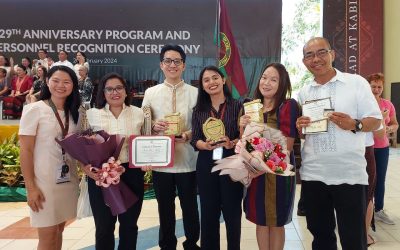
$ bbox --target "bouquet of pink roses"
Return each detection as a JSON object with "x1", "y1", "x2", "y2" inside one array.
[
  {"x1": 212, "y1": 122, "x2": 294, "y2": 186},
  {"x1": 240, "y1": 135, "x2": 288, "y2": 174}
]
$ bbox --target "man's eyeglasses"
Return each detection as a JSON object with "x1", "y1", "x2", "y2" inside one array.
[
  {"x1": 104, "y1": 85, "x2": 125, "y2": 94},
  {"x1": 162, "y1": 58, "x2": 184, "y2": 66},
  {"x1": 303, "y1": 49, "x2": 331, "y2": 61}
]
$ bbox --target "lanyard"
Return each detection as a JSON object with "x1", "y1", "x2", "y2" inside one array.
[
  {"x1": 48, "y1": 99, "x2": 69, "y2": 138},
  {"x1": 49, "y1": 98, "x2": 69, "y2": 163},
  {"x1": 48, "y1": 99, "x2": 69, "y2": 161},
  {"x1": 210, "y1": 102, "x2": 227, "y2": 121}
]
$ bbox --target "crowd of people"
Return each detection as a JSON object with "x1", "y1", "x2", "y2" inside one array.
[
  {"x1": 10, "y1": 38, "x2": 398, "y2": 250},
  {"x1": 0, "y1": 50, "x2": 93, "y2": 117}
]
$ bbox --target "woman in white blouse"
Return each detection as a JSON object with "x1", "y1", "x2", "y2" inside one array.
[
  {"x1": 73, "y1": 51, "x2": 89, "y2": 78},
  {"x1": 83, "y1": 73, "x2": 144, "y2": 250}
]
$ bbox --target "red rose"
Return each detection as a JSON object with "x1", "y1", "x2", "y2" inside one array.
[
  {"x1": 252, "y1": 137, "x2": 260, "y2": 145},
  {"x1": 279, "y1": 161, "x2": 287, "y2": 171},
  {"x1": 277, "y1": 152, "x2": 286, "y2": 159},
  {"x1": 266, "y1": 160, "x2": 275, "y2": 170},
  {"x1": 274, "y1": 144, "x2": 282, "y2": 152}
]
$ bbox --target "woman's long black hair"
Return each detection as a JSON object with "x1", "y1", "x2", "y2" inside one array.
[
  {"x1": 193, "y1": 65, "x2": 232, "y2": 112},
  {"x1": 39, "y1": 65, "x2": 81, "y2": 124}
]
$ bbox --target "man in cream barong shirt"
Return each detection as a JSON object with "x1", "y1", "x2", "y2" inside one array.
[{"x1": 142, "y1": 44, "x2": 200, "y2": 250}]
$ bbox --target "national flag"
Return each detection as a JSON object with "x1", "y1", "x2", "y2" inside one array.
[{"x1": 215, "y1": 0, "x2": 248, "y2": 98}]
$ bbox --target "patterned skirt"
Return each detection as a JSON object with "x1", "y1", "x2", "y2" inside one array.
[{"x1": 244, "y1": 172, "x2": 296, "y2": 227}]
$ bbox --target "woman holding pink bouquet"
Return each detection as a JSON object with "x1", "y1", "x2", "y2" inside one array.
[
  {"x1": 84, "y1": 72, "x2": 145, "y2": 250},
  {"x1": 239, "y1": 63, "x2": 299, "y2": 250},
  {"x1": 191, "y1": 65, "x2": 243, "y2": 250},
  {"x1": 19, "y1": 65, "x2": 81, "y2": 250}
]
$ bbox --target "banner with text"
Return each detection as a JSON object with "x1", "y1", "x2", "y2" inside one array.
[
  {"x1": 0, "y1": 0, "x2": 282, "y2": 88},
  {"x1": 323, "y1": 0, "x2": 383, "y2": 77}
]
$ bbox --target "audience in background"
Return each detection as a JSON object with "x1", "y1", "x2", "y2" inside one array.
[
  {"x1": 35, "y1": 49, "x2": 49, "y2": 70},
  {"x1": 77, "y1": 65, "x2": 93, "y2": 105},
  {"x1": 0, "y1": 68, "x2": 10, "y2": 99},
  {"x1": 74, "y1": 51, "x2": 90, "y2": 78},
  {"x1": 0, "y1": 54, "x2": 14, "y2": 79},
  {"x1": 26, "y1": 65, "x2": 47, "y2": 104},
  {"x1": 2, "y1": 65, "x2": 33, "y2": 118},
  {"x1": 47, "y1": 56, "x2": 55, "y2": 68},
  {"x1": 20, "y1": 57, "x2": 33, "y2": 76},
  {"x1": 52, "y1": 50, "x2": 74, "y2": 70}
]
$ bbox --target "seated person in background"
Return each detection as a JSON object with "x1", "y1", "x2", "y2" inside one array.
[
  {"x1": 47, "y1": 57, "x2": 54, "y2": 68},
  {"x1": 9, "y1": 65, "x2": 33, "y2": 98},
  {"x1": 21, "y1": 57, "x2": 33, "y2": 77},
  {"x1": 0, "y1": 54, "x2": 14, "y2": 79},
  {"x1": 0, "y1": 68, "x2": 10, "y2": 100},
  {"x1": 52, "y1": 50, "x2": 74, "y2": 70},
  {"x1": 74, "y1": 51, "x2": 90, "y2": 78},
  {"x1": 35, "y1": 49, "x2": 49, "y2": 70},
  {"x1": 2, "y1": 65, "x2": 33, "y2": 117},
  {"x1": 26, "y1": 66, "x2": 47, "y2": 104},
  {"x1": 77, "y1": 65, "x2": 93, "y2": 105}
]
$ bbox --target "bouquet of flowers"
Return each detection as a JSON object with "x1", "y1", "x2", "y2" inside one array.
[
  {"x1": 55, "y1": 129, "x2": 138, "y2": 216},
  {"x1": 212, "y1": 122, "x2": 294, "y2": 186},
  {"x1": 90, "y1": 157, "x2": 125, "y2": 187}
]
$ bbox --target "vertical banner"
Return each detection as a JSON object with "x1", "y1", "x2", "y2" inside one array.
[{"x1": 323, "y1": 0, "x2": 383, "y2": 76}]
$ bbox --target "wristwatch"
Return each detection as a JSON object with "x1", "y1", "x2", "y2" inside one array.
[{"x1": 352, "y1": 119, "x2": 363, "y2": 133}]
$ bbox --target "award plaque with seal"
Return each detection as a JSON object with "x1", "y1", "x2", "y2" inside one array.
[
  {"x1": 244, "y1": 99, "x2": 263, "y2": 123},
  {"x1": 164, "y1": 113, "x2": 181, "y2": 136},
  {"x1": 202, "y1": 117, "x2": 226, "y2": 142}
]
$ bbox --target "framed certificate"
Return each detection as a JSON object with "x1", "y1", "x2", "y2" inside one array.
[
  {"x1": 302, "y1": 97, "x2": 332, "y2": 134},
  {"x1": 302, "y1": 97, "x2": 332, "y2": 122},
  {"x1": 303, "y1": 119, "x2": 328, "y2": 134},
  {"x1": 129, "y1": 135, "x2": 175, "y2": 168}
]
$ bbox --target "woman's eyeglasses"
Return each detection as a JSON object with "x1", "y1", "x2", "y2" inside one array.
[{"x1": 104, "y1": 85, "x2": 125, "y2": 94}]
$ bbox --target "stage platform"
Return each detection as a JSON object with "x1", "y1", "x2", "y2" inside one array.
[{"x1": 0, "y1": 119, "x2": 20, "y2": 141}]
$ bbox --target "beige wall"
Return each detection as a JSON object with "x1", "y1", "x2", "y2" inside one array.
[{"x1": 384, "y1": 0, "x2": 400, "y2": 99}]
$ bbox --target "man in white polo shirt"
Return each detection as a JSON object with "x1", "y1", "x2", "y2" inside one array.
[
  {"x1": 52, "y1": 50, "x2": 74, "y2": 70},
  {"x1": 296, "y1": 37, "x2": 382, "y2": 250}
]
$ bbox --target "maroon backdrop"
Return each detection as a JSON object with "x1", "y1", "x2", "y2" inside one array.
[{"x1": 323, "y1": 0, "x2": 383, "y2": 77}]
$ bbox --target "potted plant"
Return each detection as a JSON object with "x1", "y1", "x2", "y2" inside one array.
[{"x1": 0, "y1": 133, "x2": 26, "y2": 201}]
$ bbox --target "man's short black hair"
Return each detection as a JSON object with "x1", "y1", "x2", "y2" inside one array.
[
  {"x1": 160, "y1": 44, "x2": 186, "y2": 63},
  {"x1": 59, "y1": 50, "x2": 69, "y2": 56},
  {"x1": 39, "y1": 49, "x2": 48, "y2": 54}
]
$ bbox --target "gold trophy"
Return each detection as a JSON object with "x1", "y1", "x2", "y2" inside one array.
[
  {"x1": 164, "y1": 113, "x2": 182, "y2": 136},
  {"x1": 244, "y1": 99, "x2": 263, "y2": 123},
  {"x1": 203, "y1": 117, "x2": 225, "y2": 142}
]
